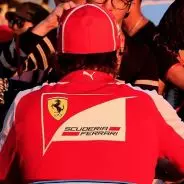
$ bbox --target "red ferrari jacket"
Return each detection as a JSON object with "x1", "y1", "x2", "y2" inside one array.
[{"x1": 0, "y1": 70, "x2": 184, "y2": 184}]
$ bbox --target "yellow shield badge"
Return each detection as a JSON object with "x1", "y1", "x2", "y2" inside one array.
[{"x1": 48, "y1": 97, "x2": 68, "y2": 120}]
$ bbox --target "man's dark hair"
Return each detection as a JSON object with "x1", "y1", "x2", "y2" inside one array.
[
  {"x1": 55, "y1": 52, "x2": 117, "y2": 79},
  {"x1": 158, "y1": 0, "x2": 184, "y2": 52}
]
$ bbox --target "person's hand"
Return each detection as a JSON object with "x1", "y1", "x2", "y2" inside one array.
[
  {"x1": 32, "y1": 1, "x2": 77, "y2": 36},
  {"x1": 155, "y1": 158, "x2": 184, "y2": 183},
  {"x1": 44, "y1": 1, "x2": 77, "y2": 29}
]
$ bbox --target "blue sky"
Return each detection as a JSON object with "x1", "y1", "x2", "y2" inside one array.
[{"x1": 141, "y1": 0, "x2": 174, "y2": 25}]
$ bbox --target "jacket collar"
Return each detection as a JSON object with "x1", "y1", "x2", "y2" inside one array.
[{"x1": 61, "y1": 70, "x2": 115, "y2": 83}]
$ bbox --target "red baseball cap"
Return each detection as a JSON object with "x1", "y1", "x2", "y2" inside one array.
[
  {"x1": 0, "y1": 25, "x2": 13, "y2": 42},
  {"x1": 58, "y1": 4, "x2": 120, "y2": 54}
]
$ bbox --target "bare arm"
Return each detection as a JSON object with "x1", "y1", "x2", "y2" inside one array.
[
  {"x1": 31, "y1": 1, "x2": 77, "y2": 36},
  {"x1": 166, "y1": 63, "x2": 184, "y2": 90}
]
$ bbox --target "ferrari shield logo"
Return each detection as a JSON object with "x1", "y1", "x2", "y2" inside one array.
[{"x1": 48, "y1": 97, "x2": 68, "y2": 120}]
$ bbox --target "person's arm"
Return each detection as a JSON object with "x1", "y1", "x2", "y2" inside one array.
[
  {"x1": 0, "y1": 99, "x2": 17, "y2": 181},
  {"x1": 166, "y1": 63, "x2": 184, "y2": 90},
  {"x1": 158, "y1": 115, "x2": 184, "y2": 178},
  {"x1": 0, "y1": 25, "x2": 35, "y2": 77},
  {"x1": 139, "y1": 27, "x2": 184, "y2": 90},
  {"x1": 1, "y1": 1, "x2": 77, "y2": 72},
  {"x1": 145, "y1": 89, "x2": 184, "y2": 182},
  {"x1": 18, "y1": 1, "x2": 77, "y2": 73},
  {"x1": 136, "y1": 24, "x2": 184, "y2": 90},
  {"x1": 156, "y1": 158, "x2": 184, "y2": 182},
  {"x1": 144, "y1": 89, "x2": 184, "y2": 182},
  {"x1": 0, "y1": 39, "x2": 18, "y2": 77},
  {"x1": 124, "y1": 19, "x2": 184, "y2": 90},
  {"x1": 31, "y1": 1, "x2": 77, "y2": 36},
  {"x1": 130, "y1": 86, "x2": 184, "y2": 181}
]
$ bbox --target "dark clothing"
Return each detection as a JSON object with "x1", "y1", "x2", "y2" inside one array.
[
  {"x1": 0, "y1": 28, "x2": 57, "y2": 127},
  {"x1": 135, "y1": 22, "x2": 184, "y2": 121},
  {"x1": 1, "y1": 22, "x2": 179, "y2": 91},
  {"x1": 119, "y1": 32, "x2": 159, "y2": 91},
  {"x1": 19, "y1": 28, "x2": 57, "y2": 73},
  {"x1": 119, "y1": 21, "x2": 179, "y2": 92},
  {"x1": 131, "y1": 21, "x2": 179, "y2": 80},
  {"x1": 0, "y1": 28, "x2": 57, "y2": 80}
]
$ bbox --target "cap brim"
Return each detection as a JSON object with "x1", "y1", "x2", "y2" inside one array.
[{"x1": 5, "y1": 11, "x2": 31, "y2": 21}]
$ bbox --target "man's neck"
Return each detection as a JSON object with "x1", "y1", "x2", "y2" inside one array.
[{"x1": 122, "y1": 12, "x2": 149, "y2": 37}]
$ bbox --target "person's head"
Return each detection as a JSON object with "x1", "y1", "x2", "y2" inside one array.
[
  {"x1": 5, "y1": 2, "x2": 49, "y2": 35},
  {"x1": 54, "y1": 0, "x2": 133, "y2": 24},
  {"x1": 158, "y1": 0, "x2": 184, "y2": 61},
  {"x1": 54, "y1": 0, "x2": 85, "y2": 6},
  {"x1": 88, "y1": 0, "x2": 133, "y2": 24},
  {"x1": 56, "y1": 4, "x2": 121, "y2": 78},
  {"x1": 128, "y1": 0, "x2": 142, "y2": 14}
]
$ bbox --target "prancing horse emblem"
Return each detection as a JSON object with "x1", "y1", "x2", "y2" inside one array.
[{"x1": 48, "y1": 98, "x2": 68, "y2": 120}]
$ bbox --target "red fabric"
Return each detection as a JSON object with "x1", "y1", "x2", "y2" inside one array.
[
  {"x1": 58, "y1": 4, "x2": 120, "y2": 54},
  {"x1": 0, "y1": 25, "x2": 13, "y2": 42},
  {"x1": 1, "y1": 70, "x2": 184, "y2": 184}
]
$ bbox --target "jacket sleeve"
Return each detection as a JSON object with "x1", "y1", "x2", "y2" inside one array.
[
  {"x1": 0, "y1": 99, "x2": 17, "y2": 181},
  {"x1": 146, "y1": 89, "x2": 184, "y2": 173},
  {"x1": 19, "y1": 28, "x2": 45, "y2": 55},
  {"x1": 159, "y1": 116, "x2": 184, "y2": 173},
  {"x1": 143, "y1": 89, "x2": 184, "y2": 138},
  {"x1": 0, "y1": 29, "x2": 41, "y2": 76},
  {"x1": 18, "y1": 28, "x2": 56, "y2": 72},
  {"x1": 0, "y1": 40, "x2": 18, "y2": 77},
  {"x1": 0, "y1": 28, "x2": 56, "y2": 76},
  {"x1": 129, "y1": 86, "x2": 184, "y2": 172}
]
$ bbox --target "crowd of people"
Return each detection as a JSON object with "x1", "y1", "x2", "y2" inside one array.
[{"x1": 0, "y1": 0, "x2": 184, "y2": 183}]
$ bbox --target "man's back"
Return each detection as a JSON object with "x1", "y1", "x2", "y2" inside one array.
[{"x1": 1, "y1": 70, "x2": 184, "y2": 184}]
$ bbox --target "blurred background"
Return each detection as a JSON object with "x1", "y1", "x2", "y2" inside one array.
[
  {"x1": 141, "y1": 0, "x2": 174, "y2": 25},
  {"x1": 0, "y1": 0, "x2": 175, "y2": 25}
]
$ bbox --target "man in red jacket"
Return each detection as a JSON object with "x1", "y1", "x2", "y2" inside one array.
[{"x1": 0, "y1": 3, "x2": 184, "y2": 184}]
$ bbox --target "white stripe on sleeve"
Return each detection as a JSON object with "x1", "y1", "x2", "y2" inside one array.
[{"x1": 127, "y1": 84, "x2": 184, "y2": 138}]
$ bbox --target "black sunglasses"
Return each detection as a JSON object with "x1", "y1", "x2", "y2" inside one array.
[{"x1": 9, "y1": 17, "x2": 26, "y2": 29}]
